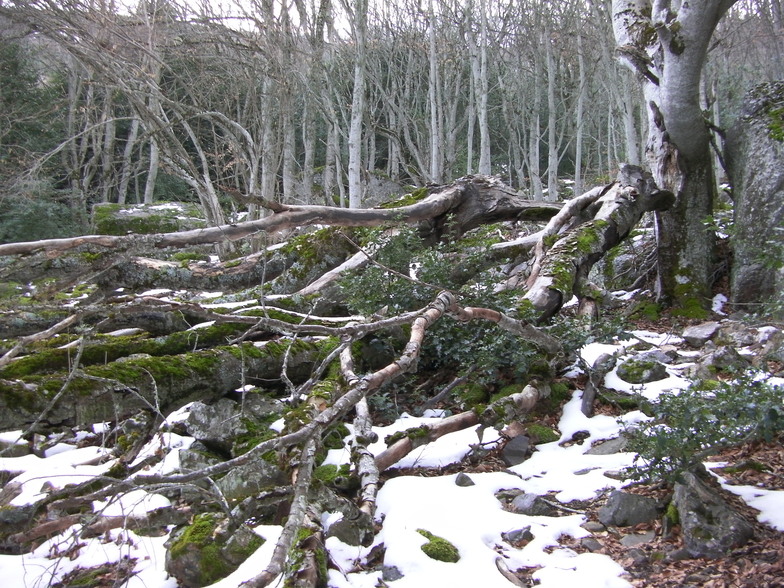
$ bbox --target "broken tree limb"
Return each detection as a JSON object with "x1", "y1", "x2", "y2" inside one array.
[
  {"x1": 523, "y1": 165, "x2": 674, "y2": 320},
  {"x1": 0, "y1": 176, "x2": 559, "y2": 258},
  {"x1": 341, "y1": 346, "x2": 379, "y2": 518},
  {"x1": 132, "y1": 291, "x2": 456, "y2": 488},
  {"x1": 241, "y1": 438, "x2": 318, "y2": 588},
  {"x1": 445, "y1": 302, "x2": 561, "y2": 356},
  {"x1": 374, "y1": 410, "x2": 480, "y2": 472}
]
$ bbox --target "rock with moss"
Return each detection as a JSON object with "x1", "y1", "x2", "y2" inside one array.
[
  {"x1": 92, "y1": 202, "x2": 207, "y2": 235},
  {"x1": 673, "y1": 469, "x2": 754, "y2": 558},
  {"x1": 216, "y1": 459, "x2": 286, "y2": 503},
  {"x1": 616, "y1": 357, "x2": 668, "y2": 384},
  {"x1": 181, "y1": 395, "x2": 283, "y2": 456},
  {"x1": 727, "y1": 81, "x2": 784, "y2": 316},
  {"x1": 417, "y1": 529, "x2": 460, "y2": 563},
  {"x1": 165, "y1": 512, "x2": 264, "y2": 587}
]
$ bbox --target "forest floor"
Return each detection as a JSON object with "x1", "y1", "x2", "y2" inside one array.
[{"x1": 1, "y1": 292, "x2": 784, "y2": 587}]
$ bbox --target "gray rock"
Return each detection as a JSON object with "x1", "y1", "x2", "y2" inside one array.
[
  {"x1": 637, "y1": 349, "x2": 677, "y2": 365},
  {"x1": 616, "y1": 357, "x2": 668, "y2": 384},
  {"x1": 0, "y1": 438, "x2": 30, "y2": 458},
  {"x1": 626, "y1": 548, "x2": 649, "y2": 565},
  {"x1": 382, "y1": 565, "x2": 404, "y2": 581},
  {"x1": 673, "y1": 470, "x2": 755, "y2": 558},
  {"x1": 581, "y1": 537, "x2": 604, "y2": 552},
  {"x1": 223, "y1": 524, "x2": 265, "y2": 566},
  {"x1": 455, "y1": 473, "x2": 475, "y2": 487},
  {"x1": 501, "y1": 435, "x2": 530, "y2": 466},
  {"x1": 0, "y1": 501, "x2": 36, "y2": 554},
  {"x1": 183, "y1": 398, "x2": 247, "y2": 454},
  {"x1": 689, "y1": 345, "x2": 751, "y2": 379},
  {"x1": 716, "y1": 322, "x2": 757, "y2": 347},
  {"x1": 182, "y1": 396, "x2": 283, "y2": 457},
  {"x1": 217, "y1": 459, "x2": 285, "y2": 502},
  {"x1": 598, "y1": 490, "x2": 661, "y2": 527},
  {"x1": 727, "y1": 82, "x2": 784, "y2": 317},
  {"x1": 581, "y1": 521, "x2": 606, "y2": 533},
  {"x1": 510, "y1": 493, "x2": 558, "y2": 517},
  {"x1": 179, "y1": 441, "x2": 222, "y2": 474},
  {"x1": 586, "y1": 436, "x2": 628, "y2": 455},
  {"x1": 326, "y1": 510, "x2": 375, "y2": 547},
  {"x1": 502, "y1": 526, "x2": 535, "y2": 545},
  {"x1": 682, "y1": 321, "x2": 720, "y2": 347},
  {"x1": 620, "y1": 530, "x2": 656, "y2": 547}
]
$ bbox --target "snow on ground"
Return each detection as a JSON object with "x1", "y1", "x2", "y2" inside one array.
[{"x1": 3, "y1": 336, "x2": 784, "y2": 587}]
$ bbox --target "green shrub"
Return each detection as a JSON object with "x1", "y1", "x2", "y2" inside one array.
[
  {"x1": 623, "y1": 372, "x2": 784, "y2": 483},
  {"x1": 0, "y1": 187, "x2": 87, "y2": 243}
]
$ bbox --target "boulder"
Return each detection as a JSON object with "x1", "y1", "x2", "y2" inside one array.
[
  {"x1": 501, "y1": 435, "x2": 530, "y2": 466},
  {"x1": 682, "y1": 321, "x2": 720, "y2": 348},
  {"x1": 217, "y1": 459, "x2": 286, "y2": 503},
  {"x1": 165, "y1": 513, "x2": 263, "y2": 587},
  {"x1": 689, "y1": 345, "x2": 751, "y2": 379},
  {"x1": 92, "y1": 201, "x2": 207, "y2": 235},
  {"x1": 726, "y1": 81, "x2": 784, "y2": 317},
  {"x1": 598, "y1": 490, "x2": 660, "y2": 527},
  {"x1": 510, "y1": 493, "x2": 559, "y2": 517},
  {"x1": 183, "y1": 398, "x2": 246, "y2": 454},
  {"x1": 673, "y1": 469, "x2": 754, "y2": 558},
  {"x1": 616, "y1": 357, "x2": 668, "y2": 384}
]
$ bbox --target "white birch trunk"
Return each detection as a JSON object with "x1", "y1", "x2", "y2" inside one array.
[{"x1": 347, "y1": 0, "x2": 368, "y2": 209}]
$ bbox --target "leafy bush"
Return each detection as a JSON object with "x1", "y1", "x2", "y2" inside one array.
[
  {"x1": 0, "y1": 185, "x2": 88, "y2": 243},
  {"x1": 623, "y1": 372, "x2": 784, "y2": 483}
]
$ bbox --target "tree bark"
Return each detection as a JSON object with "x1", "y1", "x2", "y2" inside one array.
[{"x1": 612, "y1": 0, "x2": 737, "y2": 306}]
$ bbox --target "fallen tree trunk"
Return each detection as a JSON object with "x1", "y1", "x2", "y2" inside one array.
[
  {"x1": 522, "y1": 165, "x2": 674, "y2": 320},
  {"x1": 0, "y1": 339, "x2": 328, "y2": 431}
]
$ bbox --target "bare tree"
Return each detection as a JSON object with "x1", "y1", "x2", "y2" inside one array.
[{"x1": 612, "y1": 0, "x2": 738, "y2": 306}]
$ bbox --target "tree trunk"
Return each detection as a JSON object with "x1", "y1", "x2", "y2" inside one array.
[
  {"x1": 612, "y1": 0, "x2": 737, "y2": 307},
  {"x1": 347, "y1": 0, "x2": 368, "y2": 209}
]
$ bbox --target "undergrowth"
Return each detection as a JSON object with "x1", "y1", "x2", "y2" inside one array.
[{"x1": 623, "y1": 371, "x2": 784, "y2": 483}]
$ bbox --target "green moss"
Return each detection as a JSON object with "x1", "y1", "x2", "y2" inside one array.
[
  {"x1": 600, "y1": 390, "x2": 645, "y2": 411},
  {"x1": 417, "y1": 529, "x2": 460, "y2": 563},
  {"x1": 171, "y1": 251, "x2": 210, "y2": 263},
  {"x1": 0, "y1": 378, "x2": 45, "y2": 411},
  {"x1": 323, "y1": 423, "x2": 350, "y2": 450},
  {"x1": 526, "y1": 424, "x2": 559, "y2": 444},
  {"x1": 617, "y1": 359, "x2": 659, "y2": 384},
  {"x1": 768, "y1": 106, "x2": 784, "y2": 141},
  {"x1": 385, "y1": 424, "x2": 431, "y2": 446},
  {"x1": 575, "y1": 220, "x2": 608, "y2": 253},
  {"x1": 377, "y1": 187, "x2": 430, "y2": 209},
  {"x1": 638, "y1": 302, "x2": 661, "y2": 321},
  {"x1": 550, "y1": 381, "x2": 571, "y2": 401},
  {"x1": 0, "y1": 324, "x2": 250, "y2": 380},
  {"x1": 169, "y1": 513, "x2": 219, "y2": 560},
  {"x1": 490, "y1": 384, "x2": 522, "y2": 403},
  {"x1": 79, "y1": 252, "x2": 103, "y2": 264},
  {"x1": 313, "y1": 464, "x2": 350, "y2": 485},
  {"x1": 665, "y1": 501, "x2": 680, "y2": 525},
  {"x1": 671, "y1": 296, "x2": 710, "y2": 319},
  {"x1": 455, "y1": 382, "x2": 489, "y2": 408},
  {"x1": 93, "y1": 202, "x2": 206, "y2": 235},
  {"x1": 232, "y1": 415, "x2": 279, "y2": 455}
]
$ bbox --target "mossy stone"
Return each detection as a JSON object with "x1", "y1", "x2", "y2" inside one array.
[{"x1": 417, "y1": 529, "x2": 460, "y2": 563}]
